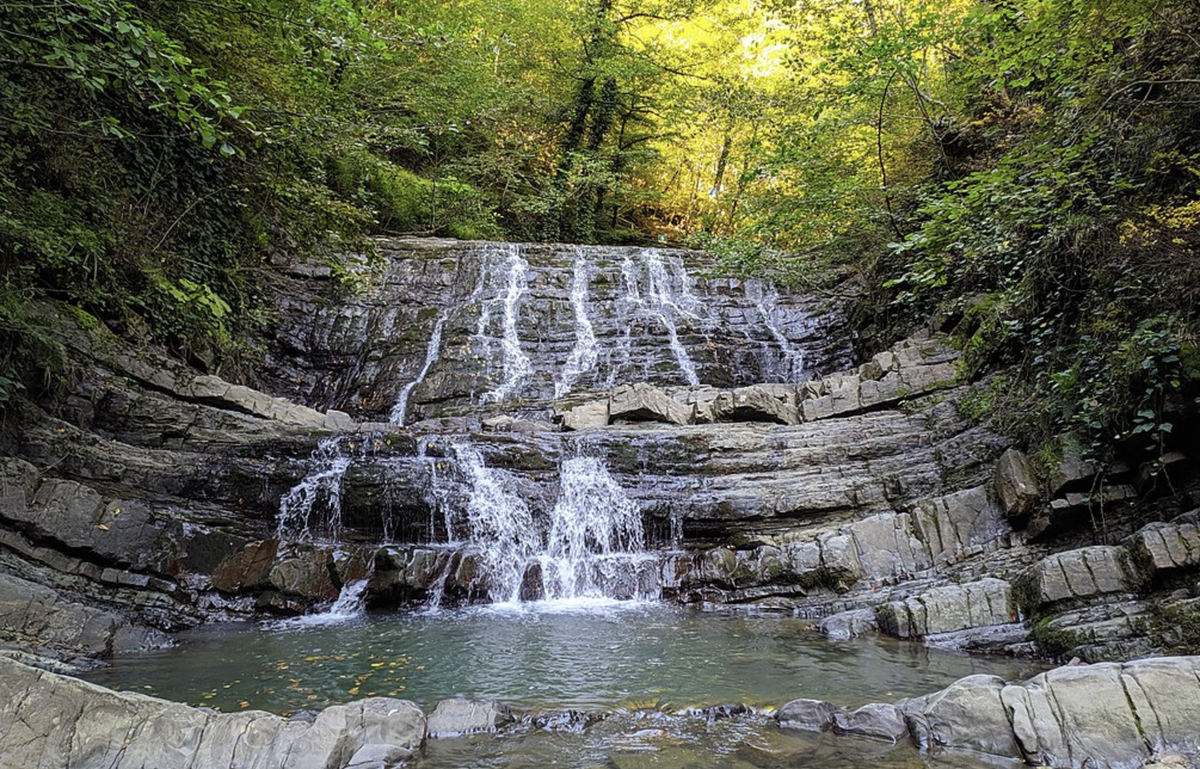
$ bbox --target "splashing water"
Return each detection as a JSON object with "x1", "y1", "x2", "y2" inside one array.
[
  {"x1": 422, "y1": 443, "x2": 659, "y2": 607},
  {"x1": 540, "y1": 456, "x2": 654, "y2": 601},
  {"x1": 263, "y1": 577, "x2": 371, "y2": 629},
  {"x1": 276, "y1": 437, "x2": 351, "y2": 542},
  {"x1": 554, "y1": 249, "x2": 598, "y2": 397},
  {"x1": 450, "y1": 443, "x2": 541, "y2": 603}
]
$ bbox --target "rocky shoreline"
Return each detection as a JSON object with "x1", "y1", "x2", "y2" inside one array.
[{"x1": 2, "y1": 653, "x2": 1197, "y2": 769}]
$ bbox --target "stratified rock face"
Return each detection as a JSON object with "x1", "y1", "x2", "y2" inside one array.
[
  {"x1": 250, "y1": 238, "x2": 853, "y2": 422},
  {"x1": 0, "y1": 656, "x2": 426, "y2": 769},
  {"x1": 0, "y1": 572, "x2": 166, "y2": 660}
]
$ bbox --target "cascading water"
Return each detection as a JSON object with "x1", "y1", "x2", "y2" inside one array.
[
  {"x1": 554, "y1": 249, "x2": 598, "y2": 398},
  {"x1": 540, "y1": 456, "x2": 656, "y2": 601},
  {"x1": 447, "y1": 442, "x2": 541, "y2": 603},
  {"x1": 390, "y1": 311, "x2": 448, "y2": 426},
  {"x1": 266, "y1": 241, "x2": 847, "y2": 614},
  {"x1": 414, "y1": 442, "x2": 660, "y2": 607},
  {"x1": 644, "y1": 248, "x2": 702, "y2": 386},
  {"x1": 276, "y1": 437, "x2": 351, "y2": 542},
  {"x1": 746, "y1": 280, "x2": 808, "y2": 383},
  {"x1": 479, "y1": 244, "x2": 533, "y2": 402}
]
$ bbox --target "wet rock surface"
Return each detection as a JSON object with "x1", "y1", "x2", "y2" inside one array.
[{"x1": 776, "y1": 656, "x2": 1200, "y2": 769}]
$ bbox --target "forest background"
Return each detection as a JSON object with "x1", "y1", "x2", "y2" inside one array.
[{"x1": 2, "y1": 0, "x2": 1199, "y2": 469}]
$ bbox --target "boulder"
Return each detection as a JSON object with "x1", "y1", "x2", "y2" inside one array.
[
  {"x1": 344, "y1": 743, "x2": 412, "y2": 769},
  {"x1": 776, "y1": 698, "x2": 839, "y2": 732},
  {"x1": 268, "y1": 544, "x2": 337, "y2": 600},
  {"x1": 608, "y1": 383, "x2": 695, "y2": 426},
  {"x1": 892, "y1": 657, "x2": 1200, "y2": 767},
  {"x1": 560, "y1": 400, "x2": 610, "y2": 431},
  {"x1": 878, "y1": 578, "x2": 1013, "y2": 639},
  {"x1": 901, "y1": 674, "x2": 1021, "y2": 758},
  {"x1": 818, "y1": 608, "x2": 878, "y2": 640},
  {"x1": 425, "y1": 699, "x2": 513, "y2": 738},
  {"x1": 1127, "y1": 517, "x2": 1200, "y2": 577},
  {"x1": 1014, "y1": 546, "x2": 1136, "y2": 614},
  {"x1": 0, "y1": 656, "x2": 425, "y2": 769},
  {"x1": 211, "y1": 539, "x2": 280, "y2": 593},
  {"x1": 711, "y1": 385, "x2": 800, "y2": 425},
  {"x1": 832, "y1": 703, "x2": 909, "y2": 743},
  {"x1": 993, "y1": 448, "x2": 1041, "y2": 517}
]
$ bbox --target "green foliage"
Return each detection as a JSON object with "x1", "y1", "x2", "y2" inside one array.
[
  {"x1": 955, "y1": 374, "x2": 1010, "y2": 424},
  {"x1": 836, "y1": 0, "x2": 1200, "y2": 464}
]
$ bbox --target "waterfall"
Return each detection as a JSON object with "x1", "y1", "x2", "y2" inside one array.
[
  {"x1": 540, "y1": 456, "x2": 653, "y2": 601},
  {"x1": 450, "y1": 443, "x2": 541, "y2": 603},
  {"x1": 264, "y1": 577, "x2": 371, "y2": 628},
  {"x1": 554, "y1": 249, "x2": 598, "y2": 398},
  {"x1": 276, "y1": 437, "x2": 351, "y2": 542},
  {"x1": 326, "y1": 577, "x2": 370, "y2": 617},
  {"x1": 614, "y1": 249, "x2": 701, "y2": 386},
  {"x1": 643, "y1": 249, "x2": 701, "y2": 386},
  {"x1": 390, "y1": 310, "x2": 448, "y2": 426},
  {"x1": 746, "y1": 280, "x2": 807, "y2": 383},
  {"x1": 479, "y1": 244, "x2": 533, "y2": 402},
  {"x1": 421, "y1": 443, "x2": 658, "y2": 606}
]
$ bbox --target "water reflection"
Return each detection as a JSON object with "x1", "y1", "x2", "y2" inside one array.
[{"x1": 83, "y1": 604, "x2": 1044, "y2": 715}]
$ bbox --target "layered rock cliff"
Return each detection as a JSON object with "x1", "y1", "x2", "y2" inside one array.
[{"x1": 0, "y1": 237, "x2": 1197, "y2": 677}]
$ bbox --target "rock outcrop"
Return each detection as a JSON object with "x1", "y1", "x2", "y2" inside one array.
[
  {"x1": 779, "y1": 656, "x2": 1200, "y2": 769},
  {"x1": 0, "y1": 656, "x2": 426, "y2": 769}
]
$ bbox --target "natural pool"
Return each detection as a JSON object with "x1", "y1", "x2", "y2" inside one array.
[
  {"x1": 86, "y1": 601, "x2": 1042, "y2": 712},
  {"x1": 84, "y1": 602, "x2": 1044, "y2": 768}
]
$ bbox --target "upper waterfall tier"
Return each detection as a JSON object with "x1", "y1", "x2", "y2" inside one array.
[{"x1": 253, "y1": 238, "x2": 853, "y2": 423}]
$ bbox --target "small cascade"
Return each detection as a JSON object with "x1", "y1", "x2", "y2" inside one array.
[
  {"x1": 554, "y1": 249, "x2": 598, "y2": 398},
  {"x1": 479, "y1": 244, "x2": 533, "y2": 402},
  {"x1": 390, "y1": 310, "x2": 448, "y2": 426},
  {"x1": 643, "y1": 249, "x2": 701, "y2": 386},
  {"x1": 540, "y1": 456, "x2": 653, "y2": 601},
  {"x1": 746, "y1": 280, "x2": 807, "y2": 383},
  {"x1": 326, "y1": 577, "x2": 370, "y2": 618},
  {"x1": 265, "y1": 577, "x2": 371, "y2": 629},
  {"x1": 416, "y1": 442, "x2": 660, "y2": 606},
  {"x1": 613, "y1": 249, "x2": 701, "y2": 386},
  {"x1": 276, "y1": 437, "x2": 351, "y2": 542},
  {"x1": 450, "y1": 442, "x2": 541, "y2": 603}
]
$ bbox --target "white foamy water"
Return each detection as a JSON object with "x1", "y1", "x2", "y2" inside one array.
[
  {"x1": 554, "y1": 249, "x2": 598, "y2": 397},
  {"x1": 276, "y1": 437, "x2": 351, "y2": 542},
  {"x1": 390, "y1": 310, "x2": 448, "y2": 426},
  {"x1": 479, "y1": 244, "x2": 533, "y2": 402}
]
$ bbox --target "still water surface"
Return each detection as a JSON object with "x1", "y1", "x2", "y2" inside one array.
[{"x1": 85, "y1": 601, "x2": 1042, "y2": 716}]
